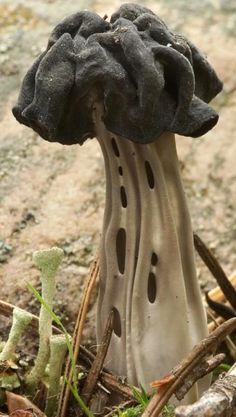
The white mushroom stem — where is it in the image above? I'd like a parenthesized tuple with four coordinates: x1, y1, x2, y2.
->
(26, 247, 64, 394)
(0, 308, 32, 361)
(45, 334, 68, 417)
(95, 113, 209, 403)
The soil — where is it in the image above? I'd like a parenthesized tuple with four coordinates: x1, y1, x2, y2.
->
(0, 0, 236, 346)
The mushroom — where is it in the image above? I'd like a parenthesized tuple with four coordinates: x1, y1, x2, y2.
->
(12, 4, 222, 403)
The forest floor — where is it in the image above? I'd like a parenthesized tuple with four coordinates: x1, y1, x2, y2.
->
(0, 0, 236, 347)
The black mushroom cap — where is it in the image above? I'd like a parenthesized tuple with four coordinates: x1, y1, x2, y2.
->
(12, 3, 223, 145)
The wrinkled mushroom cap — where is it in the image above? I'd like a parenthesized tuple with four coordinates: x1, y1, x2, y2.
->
(13, 3, 223, 145)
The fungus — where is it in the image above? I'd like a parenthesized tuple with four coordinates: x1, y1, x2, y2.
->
(13, 4, 222, 403)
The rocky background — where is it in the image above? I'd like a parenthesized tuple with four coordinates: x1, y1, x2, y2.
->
(0, 0, 236, 342)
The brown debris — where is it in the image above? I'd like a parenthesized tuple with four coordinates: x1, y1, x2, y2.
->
(194, 233, 236, 311)
(80, 310, 114, 406)
(56, 256, 99, 417)
(6, 391, 46, 417)
(142, 318, 236, 417)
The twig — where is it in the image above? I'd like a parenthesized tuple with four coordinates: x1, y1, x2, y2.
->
(80, 310, 114, 406)
(99, 372, 134, 398)
(175, 353, 225, 400)
(207, 309, 236, 360)
(205, 292, 235, 320)
(208, 271, 236, 304)
(175, 362, 236, 417)
(193, 233, 236, 311)
(206, 272, 236, 331)
(57, 256, 99, 417)
(142, 318, 236, 417)
(208, 315, 223, 332)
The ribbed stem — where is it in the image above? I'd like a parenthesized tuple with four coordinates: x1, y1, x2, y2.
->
(95, 108, 208, 403)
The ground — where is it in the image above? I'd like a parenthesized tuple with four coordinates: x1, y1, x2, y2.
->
(0, 0, 236, 343)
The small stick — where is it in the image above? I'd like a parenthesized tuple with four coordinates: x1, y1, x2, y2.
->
(99, 371, 134, 399)
(175, 353, 225, 400)
(207, 309, 236, 359)
(193, 233, 236, 311)
(206, 272, 236, 331)
(142, 318, 236, 417)
(208, 272, 236, 304)
(57, 256, 99, 417)
(80, 310, 114, 406)
(208, 315, 223, 332)
(205, 292, 235, 320)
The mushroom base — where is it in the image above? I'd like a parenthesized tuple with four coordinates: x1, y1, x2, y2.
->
(96, 123, 209, 403)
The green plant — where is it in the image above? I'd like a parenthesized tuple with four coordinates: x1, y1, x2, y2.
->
(213, 362, 231, 379)
(112, 385, 175, 417)
(132, 385, 149, 407)
(112, 385, 150, 417)
(27, 283, 94, 417)
(116, 404, 144, 417)
(162, 403, 175, 417)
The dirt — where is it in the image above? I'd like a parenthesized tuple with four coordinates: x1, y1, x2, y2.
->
(0, 0, 236, 343)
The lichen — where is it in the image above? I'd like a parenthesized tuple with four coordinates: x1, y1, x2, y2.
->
(26, 247, 64, 394)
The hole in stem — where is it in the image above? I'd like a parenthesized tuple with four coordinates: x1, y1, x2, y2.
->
(148, 272, 157, 303)
(112, 307, 122, 337)
(111, 138, 120, 157)
(116, 228, 126, 274)
(120, 186, 127, 208)
(145, 161, 155, 189)
(151, 252, 158, 266)
(118, 166, 123, 176)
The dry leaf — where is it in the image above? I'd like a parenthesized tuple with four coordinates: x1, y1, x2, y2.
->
(150, 373, 175, 392)
(6, 392, 46, 417)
